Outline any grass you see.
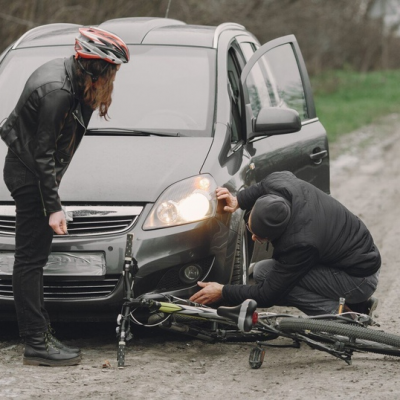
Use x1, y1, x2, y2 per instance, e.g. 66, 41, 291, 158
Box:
310, 70, 400, 142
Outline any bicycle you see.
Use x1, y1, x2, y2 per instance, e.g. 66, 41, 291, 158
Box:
116, 234, 400, 369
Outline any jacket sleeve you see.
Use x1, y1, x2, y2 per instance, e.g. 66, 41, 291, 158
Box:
34, 89, 71, 214
236, 182, 265, 211
236, 171, 295, 211
222, 245, 319, 307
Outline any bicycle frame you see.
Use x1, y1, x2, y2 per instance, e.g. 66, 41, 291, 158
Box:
116, 234, 258, 367
250, 312, 355, 366
116, 234, 400, 369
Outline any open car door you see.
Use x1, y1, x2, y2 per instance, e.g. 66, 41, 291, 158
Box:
241, 34, 330, 193
240, 34, 330, 264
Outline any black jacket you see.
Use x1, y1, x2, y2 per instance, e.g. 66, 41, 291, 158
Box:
0, 56, 93, 215
222, 171, 381, 307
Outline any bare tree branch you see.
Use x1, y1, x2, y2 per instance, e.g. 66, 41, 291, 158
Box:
0, 12, 36, 27
0, 0, 399, 73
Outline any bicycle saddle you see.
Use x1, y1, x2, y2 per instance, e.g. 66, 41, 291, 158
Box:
217, 299, 257, 332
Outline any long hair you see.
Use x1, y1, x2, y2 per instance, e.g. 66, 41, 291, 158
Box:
75, 58, 118, 119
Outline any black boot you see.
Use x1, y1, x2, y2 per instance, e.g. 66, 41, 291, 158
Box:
23, 332, 81, 366
346, 297, 379, 317
47, 326, 81, 354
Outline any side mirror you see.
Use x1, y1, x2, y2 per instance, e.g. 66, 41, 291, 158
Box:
248, 107, 301, 141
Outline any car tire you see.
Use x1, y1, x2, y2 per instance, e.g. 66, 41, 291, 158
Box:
231, 221, 249, 285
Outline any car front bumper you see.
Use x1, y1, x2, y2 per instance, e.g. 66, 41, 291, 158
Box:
0, 211, 236, 321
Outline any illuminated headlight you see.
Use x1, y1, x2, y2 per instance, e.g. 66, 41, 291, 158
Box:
157, 201, 179, 225
143, 175, 217, 229
179, 264, 202, 284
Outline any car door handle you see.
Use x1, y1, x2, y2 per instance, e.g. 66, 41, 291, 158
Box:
310, 149, 328, 164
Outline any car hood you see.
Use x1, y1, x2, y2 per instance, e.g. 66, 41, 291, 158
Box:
0, 136, 213, 203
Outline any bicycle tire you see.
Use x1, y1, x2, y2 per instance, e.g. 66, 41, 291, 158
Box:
231, 220, 249, 285
279, 318, 400, 357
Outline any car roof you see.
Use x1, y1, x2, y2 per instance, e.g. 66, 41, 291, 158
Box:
12, 17, 246, 50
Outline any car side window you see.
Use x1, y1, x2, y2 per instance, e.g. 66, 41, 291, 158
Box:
227, 48, 243, 143
244, 43, 308, 121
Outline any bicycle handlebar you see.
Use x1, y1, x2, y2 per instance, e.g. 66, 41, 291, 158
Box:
125, 296, 258, 332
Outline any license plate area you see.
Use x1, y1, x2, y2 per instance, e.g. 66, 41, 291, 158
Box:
0, 252, 106, 277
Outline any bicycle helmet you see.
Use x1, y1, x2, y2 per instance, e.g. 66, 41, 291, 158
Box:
75, 27, 130, 64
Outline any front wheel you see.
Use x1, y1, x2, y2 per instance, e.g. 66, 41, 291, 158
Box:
231, 221, 249, 285
279, 318, 400, 358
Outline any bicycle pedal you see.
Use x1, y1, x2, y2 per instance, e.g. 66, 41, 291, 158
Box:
249, 346, 265, 369
356, 314, 375, 326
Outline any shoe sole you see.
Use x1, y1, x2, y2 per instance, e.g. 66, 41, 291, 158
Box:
23, 355, 81, 367
368, 298, 379, 316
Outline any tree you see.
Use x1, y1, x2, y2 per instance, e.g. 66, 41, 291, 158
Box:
1, 0, 399, 73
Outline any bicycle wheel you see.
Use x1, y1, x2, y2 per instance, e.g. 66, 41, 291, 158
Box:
279, 318, 400, 357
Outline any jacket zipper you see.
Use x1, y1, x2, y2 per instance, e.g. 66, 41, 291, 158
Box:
72, 109, 87, 152
37, 181, 47, 216
39, 109, 85, 219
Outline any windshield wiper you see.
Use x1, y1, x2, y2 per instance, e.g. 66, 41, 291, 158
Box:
87, 128, 182, 137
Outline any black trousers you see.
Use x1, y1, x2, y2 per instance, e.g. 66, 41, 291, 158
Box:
253, 259, 379, 315
11, 185, 53, 336
4, 151, 54, 335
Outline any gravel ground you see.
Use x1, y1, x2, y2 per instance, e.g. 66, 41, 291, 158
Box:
1, 114, 400, 400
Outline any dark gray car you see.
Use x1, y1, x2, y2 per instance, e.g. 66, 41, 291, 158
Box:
0, 18, 329, 321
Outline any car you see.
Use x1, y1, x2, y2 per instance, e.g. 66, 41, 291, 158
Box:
0, 17, 330, 321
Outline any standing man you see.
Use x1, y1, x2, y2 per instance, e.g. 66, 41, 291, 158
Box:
190, 171, 381, 317
1, 27, 130, 366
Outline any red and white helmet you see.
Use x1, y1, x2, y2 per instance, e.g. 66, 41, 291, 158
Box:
75, 27, 130, 64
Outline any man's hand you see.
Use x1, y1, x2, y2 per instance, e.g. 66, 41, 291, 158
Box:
49, 211, 68, 235
189, 281, 224, 305
216, 187, 239, 213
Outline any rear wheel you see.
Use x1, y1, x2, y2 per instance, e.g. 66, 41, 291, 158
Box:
231, 221, 249, 285
279, 318, 400, 358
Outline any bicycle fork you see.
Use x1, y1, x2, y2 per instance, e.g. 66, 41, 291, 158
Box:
117, 234, 138, 368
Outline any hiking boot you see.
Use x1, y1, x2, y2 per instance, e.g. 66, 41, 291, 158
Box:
47, 332, 81, 354
47, 326, 81, 354
346, 296, 379, 317
365, 296, 379, 316
23, 332, 81, 367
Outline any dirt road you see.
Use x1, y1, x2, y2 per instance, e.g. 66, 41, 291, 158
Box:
1, 115, 400, 400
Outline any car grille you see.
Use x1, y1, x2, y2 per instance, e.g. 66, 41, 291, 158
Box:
0, 275, 120, 299
0, 205, 143, 236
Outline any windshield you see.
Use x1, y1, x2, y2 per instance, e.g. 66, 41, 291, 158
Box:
0, 45, 216, 137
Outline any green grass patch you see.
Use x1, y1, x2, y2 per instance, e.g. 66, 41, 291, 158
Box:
310, 70, 400, 142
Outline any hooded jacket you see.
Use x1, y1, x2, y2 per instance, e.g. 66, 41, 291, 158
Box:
222, 171, 381, 307
0, 56, 93, 215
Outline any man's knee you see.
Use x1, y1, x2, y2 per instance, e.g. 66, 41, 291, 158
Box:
253, 259, 275, 283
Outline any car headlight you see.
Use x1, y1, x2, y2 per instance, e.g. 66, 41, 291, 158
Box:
143, 175, 217, 229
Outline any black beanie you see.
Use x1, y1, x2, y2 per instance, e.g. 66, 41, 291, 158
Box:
250, 195, 291, 241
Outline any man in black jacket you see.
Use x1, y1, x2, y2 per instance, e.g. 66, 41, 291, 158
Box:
190, 171, 381, 316
1, 27, 129, 366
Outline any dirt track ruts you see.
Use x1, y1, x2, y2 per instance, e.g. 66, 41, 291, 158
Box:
1, 115, 400, 400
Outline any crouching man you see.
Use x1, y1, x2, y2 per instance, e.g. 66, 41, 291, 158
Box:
190, 171, 380, 316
